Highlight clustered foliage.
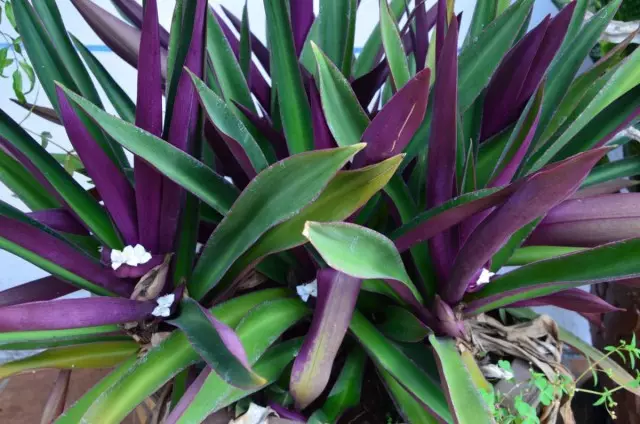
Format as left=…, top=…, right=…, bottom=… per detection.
left=0, top=0, right=640, bottom=422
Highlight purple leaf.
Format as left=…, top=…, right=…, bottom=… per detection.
left=268, top=402, right=307, bottom=422
left=426, top=16, right=458, bottom=283
left=10, top=99, right=61, bottom=125
left=0, top=276, right=77, bottom=307
left=110, top=0, right=170, bottom=47
left=213, top=9, right=272, bottom=113
left=507, top=288, right=622, bottom=313
left=414, top=1, right=437, bottom=70
left=70, top=0, right=168, bottom=79
left=351, top=58, right=390, bottom=109
left=0, top=214, right=132, bottom=296
left=443, top=147, right=611, bottom=304
left=233, top=101, right=290, bottom=160
left=354, top=67, right=431, bottom=167
left=309, top=79, right=337, bottom=151
left=290, top=269, right=362, bottom=409
left=56, top=87, right=139, bottom=245
left=165, top=367, right=212, bottom=424
left=435, top=0, right=447, bottom=62
left=159, top=0, right=207, bottom=253
left=134, top=0, right=164, bottom=253
left=0, top=297, right=154, bottom=331
left=481, top=16, right=550, bottom=141
left=572, top=179, right=640, bottom=199
left=290, top=0, right=314, bottom=56
left=27, top=209, right=88, bottom=235
left=219, top=5, right=270, bottom=74
left=527, top=194, right=640, bottom=247
left=517, top=2, right=576, bottom=101
left=204, top=122, right=250, bottom=189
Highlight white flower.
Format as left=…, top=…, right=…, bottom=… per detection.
left=224, top=176, right=234, bottom=184
left=110, top=244, right=152, bottom=270
left=481, top=364, right=514, bottom=381
left=296, top=280, right=318, bottom=302
left=476, top=268, right=495, bottom=286
left=152, top=294, right=175, bottom=318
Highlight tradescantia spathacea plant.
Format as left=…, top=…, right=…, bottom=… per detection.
left=2, top=0, right=640, bottom=422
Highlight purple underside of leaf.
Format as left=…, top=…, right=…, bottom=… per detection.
left=0, top=276, right=78, bottom=307
left=354, top=67, right=431, bottom=168
left=232, top=101, right=288, bottom=162
left=517, top=2, right=576, bottom=100
left=204, top=123, right=250, bottom=189
left=268, top=402, right=307, bottom=421
left=0, top=137, right=65, bottom=205
left=526, top=194, right=640, bottom=247
left=165, top=367, right=212, bottom=424
left=0, top=216, right=131, bottom=296
left=443, top=148, right=610, bottom=304
left=111, top=0, right=170, bottom=47
left=0, top=297, right=153, bottom=331
left=414, top=1, right=437, bottom=70
left=309, top=79, right=337, bottom=151
left=159, top=0, right=206, bottom=253
left=214, top=9, right=271, bottom=113
left=290, top=269, right=362, bottom=409
left=573, top=179, right=640, bottom=199
left=219, top=5, right=270, bottom=74
left=57, top=87, right=139, bottom=245
left=290, top=0, right=314, bottom=56
left=352, top=59, right=390, bottom=109
left=134, top=0, right=164, bottom=253
left=27, top=209, right=88, bottom=235
left=426, top=16, right=458, bottom=283
left=70, top=0, right=167, bottom=79
left=481, top=16, right=550, bottom=141
left=435, top=0, right=447, bottom=63
left=507, top=288, right=622, bottom=313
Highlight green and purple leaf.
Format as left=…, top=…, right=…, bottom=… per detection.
left=443, top=148, right=610, bottom=304
left=291, top=269, right=362, bottom=409
left=309, top=79, right=337, bottom=150
left=290, top=0, right=314, bottom=56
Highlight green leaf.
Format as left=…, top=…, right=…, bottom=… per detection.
left=169, top=297, right=266, bottom=389
left=508, top=308, right=640, bottom=397
left=379, top=367, right=440, bottom=424
left=379, top=305, right=430, bottom=342
left=312, top=347, right=367, bottom=423
left=303, top=221, right=423, bottom=303
left=264, top=0, right=314, bottom=154
left=491, top=219, right=541, bottom=272
left=0, top=325, right=120, bottom=347
left=12, top=69, right=24, bottom=103
left=582, top=156, right=640, bottom=187
left=5, top=0, right=17, bottom=29
left=189, top=144, right=364, bottom=300
left=32, top=0, right=103, bottom=107
left=0, top=147, right=59, bottom=210
left=317, top=0, right=357, bottom=75
left=189, top=72, right=269, bottom=173
left=533, top=0, right=622, bottom=144
left=464, top=0, right=498, bottom=47
left=18, top=61, right=35, bottom=94
left=60, top=86, right=240, bottom=215
left=63, top=289, right=292, bottom=424
left=152, top=298, right=310, bottom=424
left=379, top=0, right=410, bottom=89
left=429, top=335, right=492, bottom=424
left=353, top=0, right=405, bottom=78
left=72, top=35, right=135, bottom=123
left=312, top=42, right=370, bottom=146
left=239, top=3, right=251, bottom=80
left=350, top=311, right=452, bottom=422
left=0, top=108, right=122, bottom=248
left=206, top=10, right=254, bottom=113
left=466, top=238, right=640, bottom=313
left=0, top=341, right=138, bottom=379
left=458, top=0, right=534, bottom=112
left=232, top=155, right=403, bottom=281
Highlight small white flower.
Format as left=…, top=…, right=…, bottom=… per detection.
left=110, top=244, right=152, bottom=270
left=152, top=294, right=175, bottom=318
left=476, top=268, right=495, bottom=286
left=481, top=364, right=514, bottom=381
left=296, top=280, right=318, bottom=302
